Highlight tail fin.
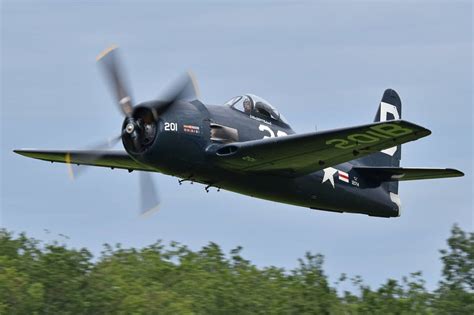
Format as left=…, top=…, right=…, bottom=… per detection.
left=358, top=89, right=403, bottom=194
left=371, top=88, right=402, bottom=167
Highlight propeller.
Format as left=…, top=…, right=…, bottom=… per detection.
left=66, top=134, right=122, bottom=179
left=65, top=45, right=200, bottom=215
left=96, top=45, right=134, bottom=117
left=139, top=171, right=160, bottom=217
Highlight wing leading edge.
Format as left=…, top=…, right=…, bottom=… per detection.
left=212, top=120, right=432, bottom=176
left=13, top=149, right=155, bottom=172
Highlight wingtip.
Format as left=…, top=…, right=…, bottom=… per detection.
left=423, top=128, right=432, bottom=137
left=13, top=149, right=30, bottom=156
left=399, top=120, right=431, bottom=138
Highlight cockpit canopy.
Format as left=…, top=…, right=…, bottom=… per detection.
left=224, top=94, right=289, bottom=124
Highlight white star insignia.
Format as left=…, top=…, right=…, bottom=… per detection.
left=322, top=167, right=338, bottom=188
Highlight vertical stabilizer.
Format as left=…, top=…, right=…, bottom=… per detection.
left=372, top=88, right=402, bottom=167
left=359, top=89, right=403, bottom=196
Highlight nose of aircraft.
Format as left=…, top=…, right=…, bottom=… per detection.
left=121, top=106, right=158, bottom=155
left=125, top=122, right=135, bottom=134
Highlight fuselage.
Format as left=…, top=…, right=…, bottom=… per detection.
left=126, top=100, right=398, bottom=218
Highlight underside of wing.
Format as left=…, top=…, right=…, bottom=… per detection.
left=13, top=149, right=155, bottom=172
left=353, top=167, right=464, bottom=181
left=211, top=120, right=431, bottom=176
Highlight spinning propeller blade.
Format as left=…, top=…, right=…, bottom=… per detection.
left=157, top=70, right=200, bottom=103
left=139, top=171, right=160, bottom=216
left=66, top=134, right=122, bottom=179
left=97, top=45, right=134, bottom=117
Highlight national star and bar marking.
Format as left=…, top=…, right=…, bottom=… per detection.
left=322, top=167, right=338, bottom=188
left=322, top=168, right=351, bottom=188
left=338, top=170, right=349, bottom=183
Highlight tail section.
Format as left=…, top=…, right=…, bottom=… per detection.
left=359, top=89, right=403, bottom=198
left=353, top=88, right=464, bottom=217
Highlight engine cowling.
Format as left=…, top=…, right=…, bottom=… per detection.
left=122, top=106, right=158, bottom=154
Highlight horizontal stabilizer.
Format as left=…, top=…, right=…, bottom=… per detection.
left=353, top=166, right=464, bottom=181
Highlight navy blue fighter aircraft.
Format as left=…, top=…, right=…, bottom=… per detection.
left=14, top=47, right=464, bottom=218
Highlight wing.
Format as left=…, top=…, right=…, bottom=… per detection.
left=211, top=120, right=431, bottom=176
left=353, top=167, right=464, bottom=181
left=13, top=149, right=155, bottom=172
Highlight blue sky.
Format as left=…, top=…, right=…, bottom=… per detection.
left=1, top=0, right=472, bottom=291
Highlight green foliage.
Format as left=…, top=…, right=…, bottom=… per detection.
left=433, top=225, right=474, bottom=315
left=0, top=230, right=92, bottom=314
left=338, top=273, right=433, bottom=315
left=0, top=225, right=472, bottom=314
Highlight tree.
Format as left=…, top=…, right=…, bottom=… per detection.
left=0, top=224, right=472, bottom=314
left=433, top=224, right=474, bottom=314
left=0, top=230, right=92, bottom=314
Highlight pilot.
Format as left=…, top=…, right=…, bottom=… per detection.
left=243, top=98, right=253, bottom=113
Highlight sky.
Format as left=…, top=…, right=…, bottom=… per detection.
left=1, top=0, right=472, bottom=291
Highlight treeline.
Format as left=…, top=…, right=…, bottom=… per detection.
left=0, top=225, right=472, bottom=314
